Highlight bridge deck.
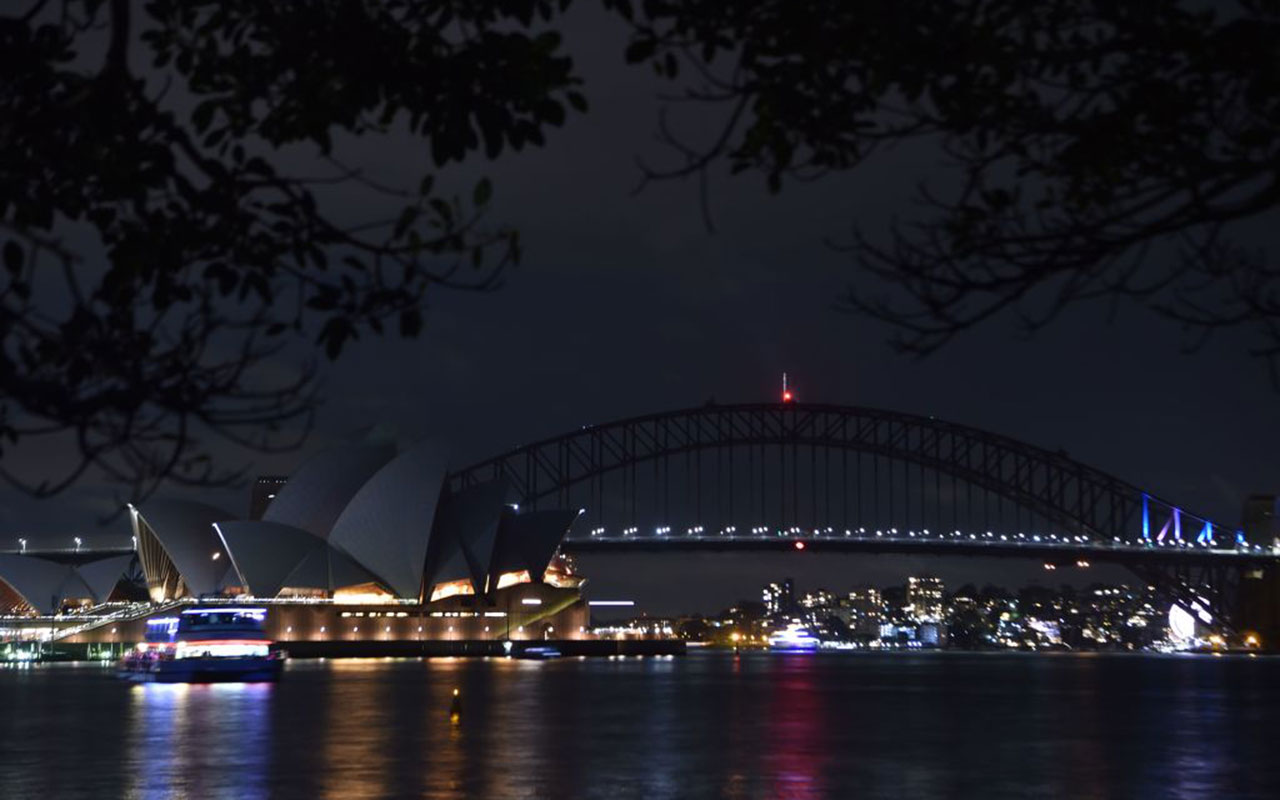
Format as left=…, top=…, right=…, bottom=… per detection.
left=563, top=535, right=1279, bottom=568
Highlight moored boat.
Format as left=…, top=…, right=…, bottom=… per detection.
left=767, top=623, right=820, bottom=652
left=118, top=607, right=284, bottom=683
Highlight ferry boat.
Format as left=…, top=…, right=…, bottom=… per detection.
left=118, top=607, right=284, bottom=683
left=514, top=644, right=563, bottom=660
left=767, top=623, right=821, bottom=652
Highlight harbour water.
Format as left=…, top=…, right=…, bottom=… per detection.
left=1, top=651, right=1277, bottom=799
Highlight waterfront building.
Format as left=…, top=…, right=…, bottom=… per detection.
left=847, top=587, right=885, bottom=638
left=918, top=622, right=944, bottom=647
left=907, top=576, right=945, bottom=623
left=763, top=578, right=796, bottom=616
left=1244, top=494, right=1278, bottom=545
left=799, top=588, right=837, bottom=612
left=4, top=439, right=591, bottom=646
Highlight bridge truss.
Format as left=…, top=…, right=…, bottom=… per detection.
left=450, top=403, right=1277, bottom=633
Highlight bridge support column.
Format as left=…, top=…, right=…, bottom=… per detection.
left=1238, top=564, right=1280, bottom=650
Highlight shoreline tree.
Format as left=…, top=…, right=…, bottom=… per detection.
left=615, top=0, right=1280, bottom=378
left=5, top=0, right=1276, bottom=502
left=1, top=0, right=584, bottom=501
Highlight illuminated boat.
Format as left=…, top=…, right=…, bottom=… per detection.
left=117, top=607, right=283, bottom=683
left=767, top=624, right=820, bottom=652
left=515, top=645, right=563, bottom=660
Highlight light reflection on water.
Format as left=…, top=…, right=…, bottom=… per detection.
left=127, top=681, right=273, bottom=800
left=1, top=652, right=1278, bottom=799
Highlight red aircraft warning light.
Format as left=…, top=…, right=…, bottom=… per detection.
left=781, top=373, right=795, bottom=404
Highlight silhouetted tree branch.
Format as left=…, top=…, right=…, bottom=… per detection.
left=0, top=0, right=585, bottom=501
left=614, top=0, right=1280, bottom=380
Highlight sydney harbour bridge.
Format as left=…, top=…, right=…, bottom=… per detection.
left=449, top=401, right=1280, bottom=639
left=8, top=399, right=1278, bottom=641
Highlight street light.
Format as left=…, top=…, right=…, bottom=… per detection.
left=74, top=537, right=82, bottom=551
left=18, top=538, right=26, bottom=553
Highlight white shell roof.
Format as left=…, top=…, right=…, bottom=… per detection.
left=490, top=509, right=579, bottom=580
left=262, top=444, right=396, bottom=538
left=423, top=479, right=510, bottom=595
left=327, top=440, right=450, bottom=598
left=131, top=499, right=232, bottom=596
left=75, top=553, right=136, bottom=603
left=0, top=554, right=93, bottom=614
left=216, top=520, right=324, bottom=599
left=283, top=544, right=383, bottom=592
left=216, top=520, right=388, bottom=599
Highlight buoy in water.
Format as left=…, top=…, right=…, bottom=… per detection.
left=449, top=688, right=462, bottom=725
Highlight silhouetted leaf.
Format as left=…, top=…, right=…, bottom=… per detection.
left=474, top=177, right=492, bottom=206
left=2, top=241, right=22, bottom=276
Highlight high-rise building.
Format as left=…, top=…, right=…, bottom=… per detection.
left=763, top=578, right=796, bottom=616
left=847, top=587, right=884, bottom=637
left=907, top=575, right=945, bottom=622
left=1243, top=494, right=1278, bottom=544
left=249, top=476, right=289, bottom=520
left=800, top=588, right=836, bottom=611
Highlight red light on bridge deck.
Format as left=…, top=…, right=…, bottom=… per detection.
left=782, top=390, right=793, bottom=403
left=794, top=541, right=805, bottom=550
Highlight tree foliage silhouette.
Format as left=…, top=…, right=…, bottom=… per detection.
left=1, top=0, right=582, bottom=500
left=615, top=0, right=1280, bottom=377
left=5, top=0, right=1278, bottom=502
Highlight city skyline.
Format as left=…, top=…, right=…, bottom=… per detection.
left=4, top=4, right=1280, bottom=798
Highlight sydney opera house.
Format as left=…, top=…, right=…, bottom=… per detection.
left=2, top=440, right=590, bottom=648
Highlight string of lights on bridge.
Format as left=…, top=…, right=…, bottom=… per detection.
left=578, top=523, right=1272, bottom=553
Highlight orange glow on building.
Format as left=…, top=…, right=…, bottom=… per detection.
left=429, top=579, right=476, bottom=602
left=494, top=570, right=532, bottom=590
left=543, top=554, right=585, bottom=589
left=333, top=582, right=396, bottom=604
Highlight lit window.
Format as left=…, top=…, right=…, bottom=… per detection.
left=429, top=579, right=475, bottom=602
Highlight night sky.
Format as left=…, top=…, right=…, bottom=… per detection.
left=5, top=5, right=1278, bottom=614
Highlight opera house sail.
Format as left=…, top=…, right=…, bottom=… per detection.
left=2, top=439, right=590, bottom=650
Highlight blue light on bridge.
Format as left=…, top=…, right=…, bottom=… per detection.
left=1142, top=494, right=1150, bottom=540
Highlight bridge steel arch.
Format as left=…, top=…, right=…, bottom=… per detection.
left=449, top=402, right=1228, bottom=547
left=450, top=403, right=1279, bottom=635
